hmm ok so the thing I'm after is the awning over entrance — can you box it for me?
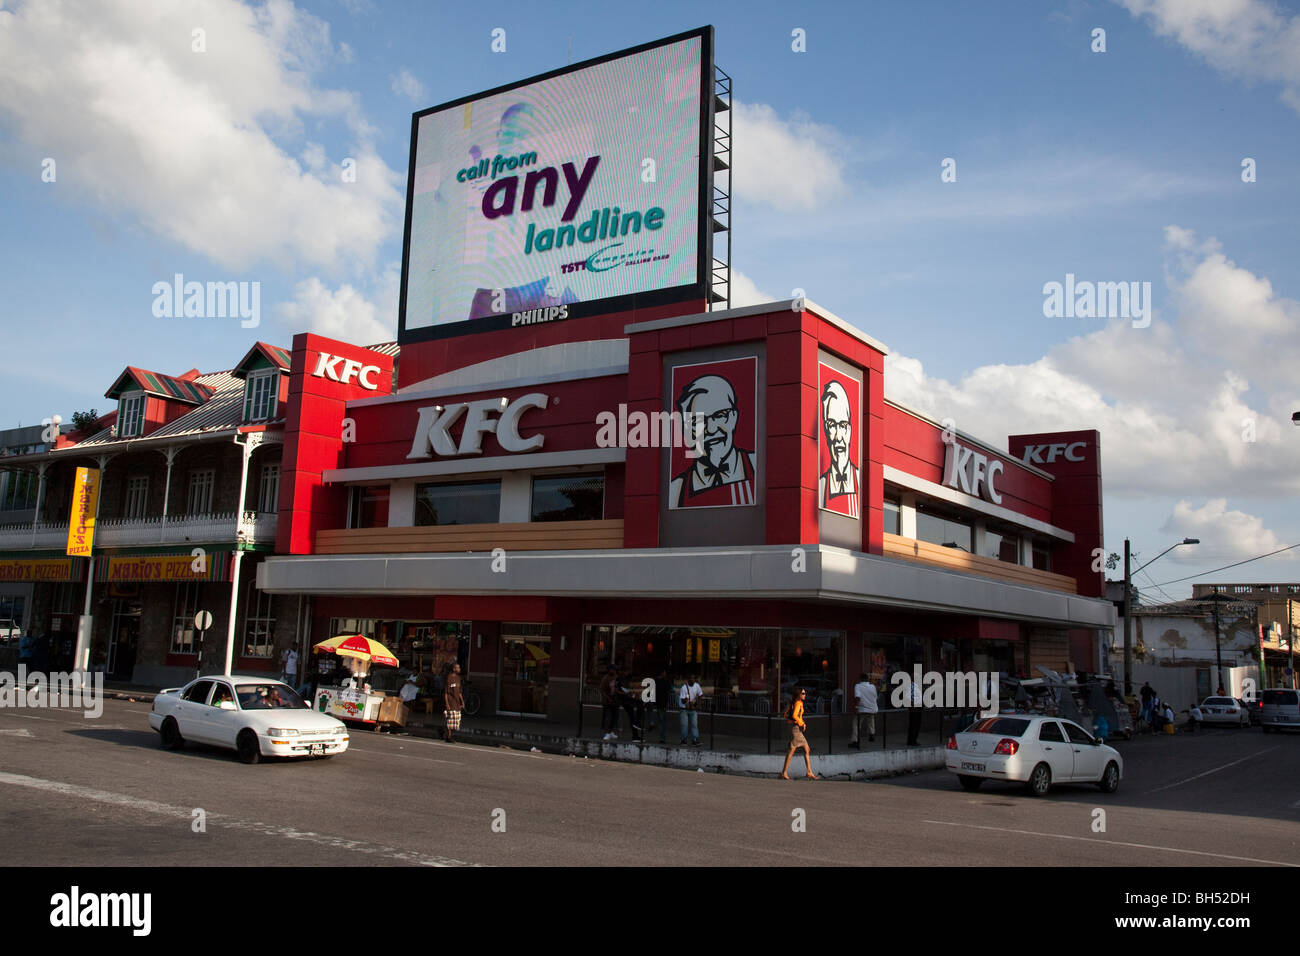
[258,544,1115,631]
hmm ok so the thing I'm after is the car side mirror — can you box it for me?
[1091,737,1100,745]
[219,700,237,711]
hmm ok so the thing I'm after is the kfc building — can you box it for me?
[255,26,1114,726]
[257,298,1114,724]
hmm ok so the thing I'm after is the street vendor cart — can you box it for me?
[310,634,407,732]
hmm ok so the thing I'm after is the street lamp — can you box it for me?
[1123,537,1199,697]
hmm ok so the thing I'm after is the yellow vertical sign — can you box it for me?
[66,467,100,557]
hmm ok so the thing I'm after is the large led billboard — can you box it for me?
[398,27,713,343]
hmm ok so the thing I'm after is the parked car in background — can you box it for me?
[1197,696,1251,727]
[945,714,1123,797]
[1261,688,1300,732]
[149,675,349,763]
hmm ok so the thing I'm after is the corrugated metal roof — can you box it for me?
[365,342,401,358]
[70,370,282,449]
[106,366,214,404]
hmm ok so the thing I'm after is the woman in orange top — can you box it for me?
[781,688,818,780]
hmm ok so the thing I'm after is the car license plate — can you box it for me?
[310,743,327,755]
[961,761,986,772]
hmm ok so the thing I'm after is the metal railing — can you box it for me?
[0,511,276,549]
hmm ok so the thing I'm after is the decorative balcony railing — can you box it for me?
[0,511,277,550]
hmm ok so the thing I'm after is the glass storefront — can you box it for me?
[582,625,841,716]
[499,622,551,715]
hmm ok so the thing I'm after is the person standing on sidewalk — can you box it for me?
[600,666,620,741]
[849,672,877,748]
[780,688,818,780]
[679,673,703,745]
[649,668,671,743]
[443,662,465,742]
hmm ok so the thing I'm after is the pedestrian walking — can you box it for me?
[849,672,877,747]
[443,662,465,742]
[280,646,298,686]
[679,673,703,745]
[600,666,620,740]
[780,687,818,780]
[906,673,923,746]
[616,668,642,741]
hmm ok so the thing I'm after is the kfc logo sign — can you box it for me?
[313,352,382,390]
[407,393,549,459]
[1021,442,1086,465]
[942,442,1003,505]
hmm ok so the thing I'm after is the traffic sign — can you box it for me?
[195,610,213,631]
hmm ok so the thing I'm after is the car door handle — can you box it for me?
[1044,746,1053,750]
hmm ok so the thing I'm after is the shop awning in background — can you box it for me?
[93,551,232,582]
[0,558,85,583]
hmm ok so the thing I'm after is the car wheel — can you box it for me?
[1025,762,1051,797]
[958,775,982,792]
[160,718,184,751]
[236,729,262,765]
[1098,761,1120,793]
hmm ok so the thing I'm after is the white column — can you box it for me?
[29,462,48,546]
[899,493,918,539]
[223,434,259,676]
[159,446,178,542]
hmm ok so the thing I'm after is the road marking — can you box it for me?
[0,770,479,867]
[0,728,33,737]
[924,819,1299,867]
[1144,747,1279,794]
[0,712,50,720]
[345,748,463,767]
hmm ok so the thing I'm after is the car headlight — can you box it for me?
[268,728,300,737]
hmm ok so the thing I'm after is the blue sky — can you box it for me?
[1,0,1298,597]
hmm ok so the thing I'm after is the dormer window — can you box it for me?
[119,392,145,438]
[244,370,278,422]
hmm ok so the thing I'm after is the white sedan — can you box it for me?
[149,675,348,764]
[1197,696,1250,727]
[945,714,1123,796]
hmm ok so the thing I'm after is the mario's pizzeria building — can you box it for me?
[257,297,1115,725]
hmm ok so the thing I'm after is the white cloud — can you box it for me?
[0,0,402,273]
[728,269,777,308]
[730,101,848,213]
[1117,0,1300,115]
[1159,498,1293,562]
[882,227,1300,503]
[390,68,426,104]
[276,272,395,344]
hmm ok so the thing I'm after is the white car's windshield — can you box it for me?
[237,684,305,710]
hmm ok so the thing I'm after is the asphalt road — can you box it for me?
[1,698,1298,868]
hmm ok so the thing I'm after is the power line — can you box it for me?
[1151,542,1300,588]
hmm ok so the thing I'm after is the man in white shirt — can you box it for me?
[679,674,703,746]
[849,673,877,747]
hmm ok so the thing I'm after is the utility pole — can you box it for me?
[1290,595,1295,690]
[1213,584,1222,692]
[1122,540,1133,696]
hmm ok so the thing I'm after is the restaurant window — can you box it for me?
[118,392,144,438]
[531,473,604,522]
[398,621,469,679]
[171,582,202,654]
[257,464,280,514]
[0,595,25,627]
[240,579,275,658]
[415,480,500,526]
[186,469,215,515]
[1032,540,1051,571]
[52,583,79,615]
[864,634,929,701]
[582,625,780,715]
[0,469,37,511]
[883,497,901,536]
[244,370,278,422]
[348,486,389,528]
[781,629,844,715]
[984,526,1020,564]
[123,476,149,519]
[915,502,972,552]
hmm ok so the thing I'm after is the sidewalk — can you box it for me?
[101,680,947,779]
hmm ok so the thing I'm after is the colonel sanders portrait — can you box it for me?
[669,373,757,508]
[819,379,860,517]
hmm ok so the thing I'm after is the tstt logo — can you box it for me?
[312,352,382,390]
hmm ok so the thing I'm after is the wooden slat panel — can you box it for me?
[882,532,1076,593]
[315,520,625,554]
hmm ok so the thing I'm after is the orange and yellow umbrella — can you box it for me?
[312,634,399,668]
